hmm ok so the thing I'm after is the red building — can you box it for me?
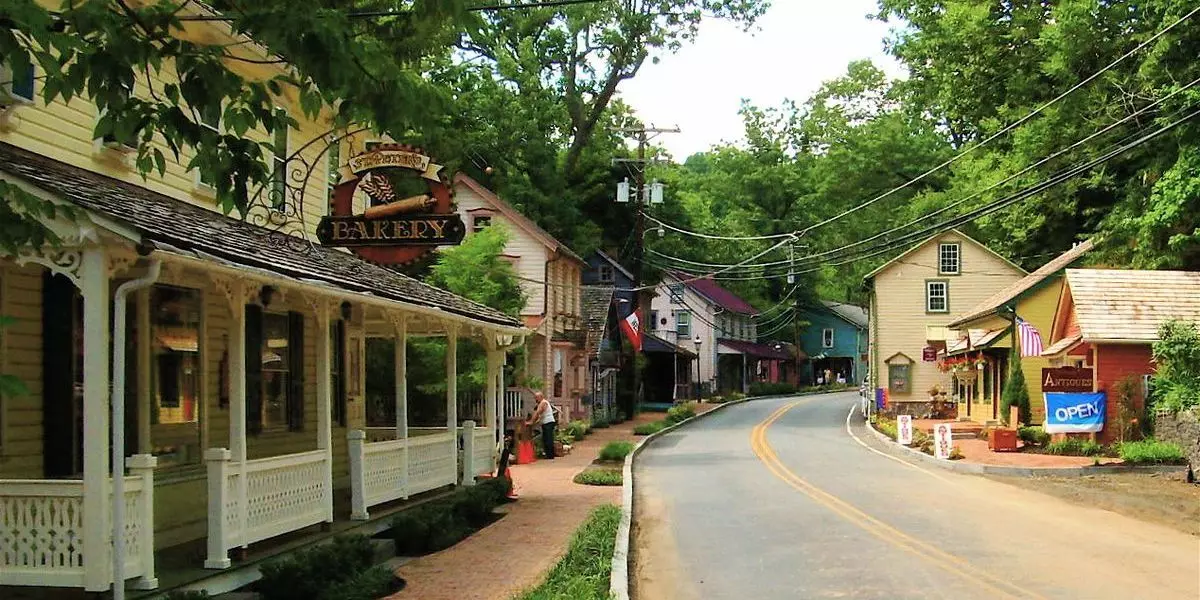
[1041,269,1200,444]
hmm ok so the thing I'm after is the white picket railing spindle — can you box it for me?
[205,449,331,569]
[0,456,157,590]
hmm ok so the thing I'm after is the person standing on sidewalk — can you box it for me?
[527,392,557,460]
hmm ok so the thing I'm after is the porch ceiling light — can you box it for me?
[340,301,353,321]
[259,285,276,307]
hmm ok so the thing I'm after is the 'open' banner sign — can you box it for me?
[1043,392,1106,433]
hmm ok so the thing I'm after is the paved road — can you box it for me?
[633,393,1200,600]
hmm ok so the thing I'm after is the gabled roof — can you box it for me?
[453,174,586,265]
[0,143,521,328]
[717,339,791,360]
[667,271,758,315]
[821,301,868,329]
[581,286,615,356]
[1064,269,1200,342]
[593,250,635,281]
[948,239,1094,328]
[863,228,1026,281]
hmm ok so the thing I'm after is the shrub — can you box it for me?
[390,481,507,556]
[573,469,623,486]
[707,395,726,404]
[665,403,696,424]
[164,592,210,600]
[597,441,635,462]
[727,391,746,401]
[516,505,621,600]
[565,420,591,442]
[1000,358,1031,426]
[1118,439,1187,464]
[591,416,611,429]
[949,447,964,460]
[1017,426,1050,446]
[875,417,898,439]
[633,421,667,436]
[749,382,798,396]
[317,566,400,600]
[1044,438,1104,456]
[257,534,375,600]
[1150,319,1200,414]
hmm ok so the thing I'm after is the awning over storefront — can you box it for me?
[945,327,1011,356]
[0,142,522,331]
[716,339,791,360]
[1041,333,1084,358]
[643,332,697,357]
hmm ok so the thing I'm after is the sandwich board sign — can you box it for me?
[934,423,953,460]
[897,415,913,446]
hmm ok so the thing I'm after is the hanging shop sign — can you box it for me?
[1041,367,1094,393]
[922,346,938,362]
[318,145,465,265]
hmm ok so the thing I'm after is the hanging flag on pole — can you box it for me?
[1015,317,1043,357]
[620,309,643,351]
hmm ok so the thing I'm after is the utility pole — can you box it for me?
[614,125,678,414]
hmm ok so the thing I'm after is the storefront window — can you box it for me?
[150,285,202,466]
[262,313,290,427]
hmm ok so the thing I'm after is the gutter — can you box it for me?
[111,252,162,600]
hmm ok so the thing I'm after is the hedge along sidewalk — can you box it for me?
[383,413,659,600]
[856,410,1189,478]
[609,391,843,600]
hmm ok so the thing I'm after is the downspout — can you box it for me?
[112,253,161,600]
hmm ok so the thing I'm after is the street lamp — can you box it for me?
[692,335,702,399]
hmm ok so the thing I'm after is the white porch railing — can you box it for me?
[471,426,496,478]
[205,449,332,569]
[347,432,409,521]
[406,432,458,497]
[0,455,157,590]
[505,387,527,421]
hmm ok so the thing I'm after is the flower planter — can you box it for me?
[989,428,1018,452]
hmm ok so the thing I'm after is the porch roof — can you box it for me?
[945,327,1010,356]
[643,332,697,357]
[0,142,521,330]
[1041,333,1084,358]
[716,339,791,360]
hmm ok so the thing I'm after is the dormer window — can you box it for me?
[598,264,614,283]
[938,243,961,275]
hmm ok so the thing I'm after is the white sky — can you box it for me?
[618,0,905,160]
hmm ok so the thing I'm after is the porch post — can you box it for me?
[347,430,368,520]
[394,316,408,441]
[73,247,113,591]
[126,454,158,590]
[229,280,248,551]
[742,354,748,395]
[485,347,501,432]
[314,300,334,524]
[446,326,458,482]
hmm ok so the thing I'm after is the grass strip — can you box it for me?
[515,504,622,600]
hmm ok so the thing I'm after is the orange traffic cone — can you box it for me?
[516,439,536,464]
[505,467,520,500]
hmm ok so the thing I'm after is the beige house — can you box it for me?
[0,5,523,594]
[453,174,588,420]
[865,230,1025,413]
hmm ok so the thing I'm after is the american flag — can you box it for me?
[1016,317,1043,357]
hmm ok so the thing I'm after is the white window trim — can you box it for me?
[938,243,961,275]
[676,310,691,337]
[822,328,835,348]
[926,280,949,313]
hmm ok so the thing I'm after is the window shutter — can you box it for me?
[333,319,347,427]
[288,311,305,431]
[245,304,264,435]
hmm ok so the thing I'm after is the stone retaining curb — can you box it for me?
[860,417,1188,477]
[610,390,845,600]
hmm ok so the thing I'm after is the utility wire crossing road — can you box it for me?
[632,392,1200,600]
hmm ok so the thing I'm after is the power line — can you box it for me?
[788,5,1200,239]
[643,213,797,241]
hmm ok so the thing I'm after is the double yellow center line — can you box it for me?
[750,400,1044,600]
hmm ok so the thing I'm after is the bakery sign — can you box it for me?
[318,145,466,265]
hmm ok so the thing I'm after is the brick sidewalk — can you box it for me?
[387,411,665,600]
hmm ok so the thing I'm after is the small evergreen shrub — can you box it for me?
[665,403,696,424]
[598,441,635,462]
[565,420,590,441]
[573,469,623,486]
[1044,438,1104,456]
[317,566,400,600]
[1118,439,1187,464]
[749,382,798,396]
[256,535,375,600]
[633,421,667,435]
[1017,426,1050,446]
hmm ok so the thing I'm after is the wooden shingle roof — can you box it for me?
[1066,268,1200,342]
[948,240,1094,328]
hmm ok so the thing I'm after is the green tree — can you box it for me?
[1000,356,1032,426]
[427,224,525,317]
[1149,319,1200,413]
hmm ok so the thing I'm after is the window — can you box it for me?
[888,363,911,394]
[246,307,304,433]
[926,280,949,313]
[668,284,684,304]
[649,310,658,330]
[822,328,835,348]
[98,81,139,151]
[472,215,492,233]
[938,243,961,275]
[1,59,35,104]
[676,311,691,337]
[719,317,728,337]
[271,107,289,207]
[553,349,564,397]
[149,285,202,466]
[598,264,614,283]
